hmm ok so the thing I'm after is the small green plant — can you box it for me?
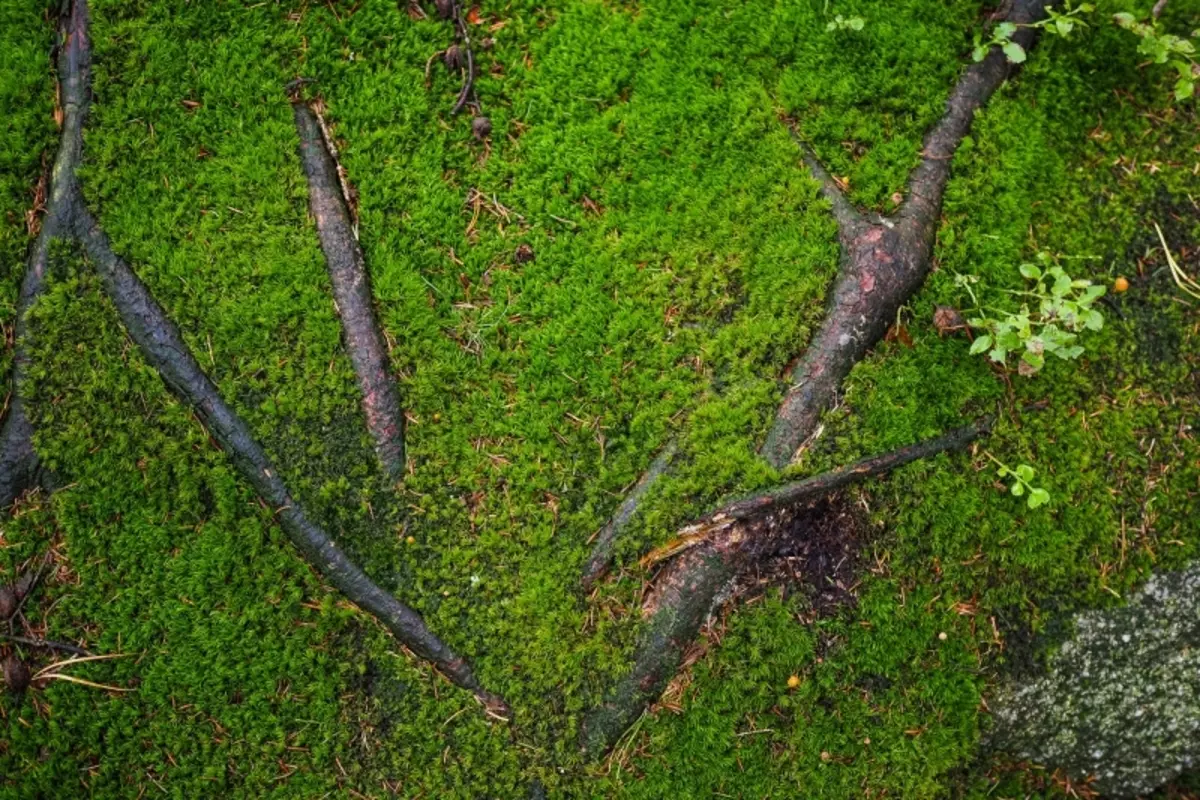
[957,252,1106,376]
[826,14,865,32]
[973,3,1197,101]
[972,2,1094,64]
[986,453,1051,509]
[1113,12,1198,101]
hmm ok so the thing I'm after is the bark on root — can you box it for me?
[584,0,1057,754]
[580,419,992,753]
[581,440,677,591]
[0,0,92,510]
[762,0,1054,469]
[292,100,407,480]
[0,213,53,510]
[4,0,506,718]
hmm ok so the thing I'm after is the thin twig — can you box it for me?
[1156,222,1200,301]
[449,0,477,115]
[38,673,132,692]
[0,634,91,657]
[31,652,133,679]
[10,552,52,622]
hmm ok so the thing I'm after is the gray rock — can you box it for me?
[987,562,1200,797]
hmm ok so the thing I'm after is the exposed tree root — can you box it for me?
[292,99,407,480]
[581,440,677,591]
[581,1,1054,592]
[77,215,507,716]
[3,0,1072,758]
[581,419,993,753]
[2,0,507,719]
[682,418,990,537]
[0,0,92,510]
[583,0,1057,754]
[0,392,40,510]
[0,227,48,509]
[762,0,1053,469]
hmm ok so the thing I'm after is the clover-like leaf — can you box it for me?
[1027,488,1051,509]
[1003,41,1027,63]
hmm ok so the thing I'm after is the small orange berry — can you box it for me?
[1113,277,1129,293]
[787,674,801,689]
[406,535,416,545]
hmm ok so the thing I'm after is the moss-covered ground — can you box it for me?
[2,0,1198,796]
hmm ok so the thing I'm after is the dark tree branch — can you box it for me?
[292,101,407,480]
[784,124,866,244]
[581,419,993,753]
[6,0,506,719]
[0,0,91,510]
[581,440,678,590]
[761,0,1057,470]
[1,634,91,657]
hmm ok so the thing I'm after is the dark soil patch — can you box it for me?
[735,495,872,617]
[1116,192,1197,376]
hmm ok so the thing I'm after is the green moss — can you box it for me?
[1,0,1198,796]
[0,0,56,383]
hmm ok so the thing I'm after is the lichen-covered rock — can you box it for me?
[988,562,1200,797]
